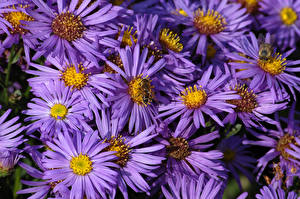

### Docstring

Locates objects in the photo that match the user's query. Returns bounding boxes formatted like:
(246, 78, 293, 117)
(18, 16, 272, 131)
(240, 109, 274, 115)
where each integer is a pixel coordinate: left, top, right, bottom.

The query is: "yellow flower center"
(237, 0, 259, 13)
(60, 64, 89, 90)
(257, 53, 286, 76)
(70, 153, 93, 176)
(206, 44, 217, 59)
(128, 75, 154, 106)
(193, 9, 227, 35)
(50, 104, 68, 120)
(3, 5, 34, 35)
(103, 54, 124, 74)
(51, 12, 85, 42)
(167, 137, 190, 160)
(104, 136, 130, 167)
(227, 84, 257, 113)
(280, 7, 298, 26)
(117, 26, 137, 47)
(159, 28, 183, 53)
(180, 85, 207, 109)
(223, 149, 236, 163)
(276, 134, 299, 160)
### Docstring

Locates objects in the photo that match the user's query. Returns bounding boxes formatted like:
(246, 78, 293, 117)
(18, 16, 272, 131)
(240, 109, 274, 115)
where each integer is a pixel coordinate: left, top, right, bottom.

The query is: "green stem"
(3, 45, 15, 105)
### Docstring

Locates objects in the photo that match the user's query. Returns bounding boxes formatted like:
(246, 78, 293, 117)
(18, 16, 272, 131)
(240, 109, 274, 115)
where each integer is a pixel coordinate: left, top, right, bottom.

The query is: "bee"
(139, 78, 153, 105)
(258, 43, 273, 60)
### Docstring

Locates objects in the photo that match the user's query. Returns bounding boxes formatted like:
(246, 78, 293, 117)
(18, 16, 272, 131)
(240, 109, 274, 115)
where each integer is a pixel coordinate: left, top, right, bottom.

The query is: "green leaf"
(13, 167, 22, 199)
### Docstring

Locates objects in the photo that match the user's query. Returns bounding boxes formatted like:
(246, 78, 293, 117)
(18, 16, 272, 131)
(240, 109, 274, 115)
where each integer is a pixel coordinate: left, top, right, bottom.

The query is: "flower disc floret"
(104, 136, 130, 167)
(159, 28, 183, 52)
(237, 0, 259, 13)
(167, 137, 190, 160)
(193, 9, 227, 35)
(280, 7, 298, 26)
(180, 85, 207, 109)
(70, 153, 93, 176)
(50, 104, 68, 120)
(60, 64, 89, 89)
(223, 149, 236, 163)
(118, 26, 137, 47)
(257, 53, 286, 75)
(276, 134, 299, 160)
(3, 6, 34, 34)
(128, 75, 154, 106)
(51, 12, 86, 42)
(227, 84, 257, 113)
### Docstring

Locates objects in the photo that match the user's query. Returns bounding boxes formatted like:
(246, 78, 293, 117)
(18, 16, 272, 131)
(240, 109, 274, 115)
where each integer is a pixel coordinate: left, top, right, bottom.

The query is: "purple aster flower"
(26, 55, 119, 110)
(0, 0, 36, 62)
(0, 150, 22, 176)
(258, 0, 300, 49)
(17, 148, 70, 198)
(179, 0, 251, 57)
(256, 184, 299, 199)
(24, 0, 124, 63)
(223, 78, 288, 129)
(158, 65, 240, 128)
(217, 135, 256, 190)
(156, 120, 225, 180)
(161, 173, 223, 199)
(103, 125, 165, 199)
(23, 79, 92, 141)
(42, 130, 119, 199)
(0, 107, 25, 151)
(244, 103, 300, 186)
(227, 32, 300, 100)
(105, 44, 166, 134)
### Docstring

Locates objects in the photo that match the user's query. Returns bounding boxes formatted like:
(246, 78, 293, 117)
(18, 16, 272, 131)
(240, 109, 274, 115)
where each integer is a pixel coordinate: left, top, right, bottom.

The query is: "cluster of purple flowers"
(0, 0, 300, 198)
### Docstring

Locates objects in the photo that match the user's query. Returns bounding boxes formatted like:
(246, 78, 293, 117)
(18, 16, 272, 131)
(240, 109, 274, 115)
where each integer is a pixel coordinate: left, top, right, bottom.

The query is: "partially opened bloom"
(25, 0, 124, 63)
(0, 107, 25, 151)
(244, 103, 300, 185)
(0, 150, 22, 176)
(103, 125, 165, 199)
(217, 136, 256, 190)
(227, 32, 300, 100)
(180, 0, 251, 57)
(161, 173, 223, 199)
(223, 79, 288, 129)
(23, 80, 92, 141)
(106, 44, 166, 134)
(258, 0, 300, 49)
(256, 184, 299, 199)
(43, 130, 118, 199)
(158, 65, 239, 128)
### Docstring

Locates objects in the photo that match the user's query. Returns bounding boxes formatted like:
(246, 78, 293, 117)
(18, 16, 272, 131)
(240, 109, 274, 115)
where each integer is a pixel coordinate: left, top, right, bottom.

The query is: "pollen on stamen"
(167, 137, 191, 160)
(128, 75, 154, 106)
(180, 85, 207, 109)
(117, 26, 137, 47)
(3, 5, 34, 35)
(159, 28, 183, 53)
(227, 84, 257, 113)
(51, 11, 86, 42)
(258, 53, 286, 76)
(280, 7, 298, 26)
(104, 136, 131, 167)
(276, 134, 300, 160)
(193, 9, 227, 35)
(70, 153, 93, 176)
(60, 63, 89, 90)
(50, 104, 68, 120)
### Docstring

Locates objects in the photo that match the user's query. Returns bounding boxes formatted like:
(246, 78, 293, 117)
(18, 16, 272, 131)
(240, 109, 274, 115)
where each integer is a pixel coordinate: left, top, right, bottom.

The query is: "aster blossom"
(23, 79, 92, 141)
(106, 44, 166, 134)
(24, 0, 126, 63)
(227, 32, 300, 100)
(256, 184, 299, 199)
(179, 0, 251, 57)
(42, 130, 119, 199)
(258, 0, 300, 49)
(158, 65, 240, 128)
